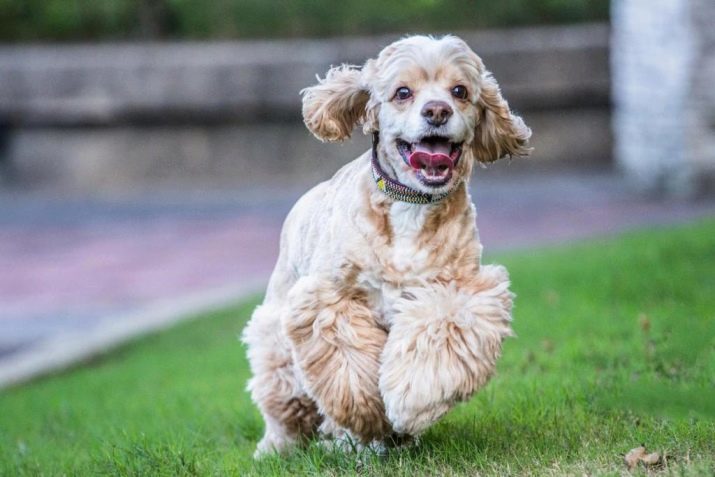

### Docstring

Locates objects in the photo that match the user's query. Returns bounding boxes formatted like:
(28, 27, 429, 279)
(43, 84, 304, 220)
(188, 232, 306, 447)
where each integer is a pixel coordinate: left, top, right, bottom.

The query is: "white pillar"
(611, 0, 695, 196)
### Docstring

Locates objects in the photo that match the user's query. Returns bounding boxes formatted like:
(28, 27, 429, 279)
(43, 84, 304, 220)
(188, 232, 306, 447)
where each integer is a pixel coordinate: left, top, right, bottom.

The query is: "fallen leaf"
(624, 445, 665, 470)
(642, 452, 661, 466)
(624, 445, 646, 469)
(638, 313, 651, 332)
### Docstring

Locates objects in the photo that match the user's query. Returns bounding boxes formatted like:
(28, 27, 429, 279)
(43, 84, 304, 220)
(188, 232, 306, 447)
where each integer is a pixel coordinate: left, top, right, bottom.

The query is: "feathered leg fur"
(283, 275, 391, 443)
(379, 265, 514, 434)
(242, 304, 322, 457)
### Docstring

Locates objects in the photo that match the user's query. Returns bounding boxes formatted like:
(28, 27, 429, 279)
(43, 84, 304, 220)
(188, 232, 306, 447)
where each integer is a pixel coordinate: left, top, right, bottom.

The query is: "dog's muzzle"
(397, 136, 463, 186)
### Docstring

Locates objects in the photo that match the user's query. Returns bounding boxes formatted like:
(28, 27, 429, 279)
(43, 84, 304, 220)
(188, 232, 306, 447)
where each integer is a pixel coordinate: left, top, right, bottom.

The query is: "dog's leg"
(379, 264, 514, 435)
(283, 275, 391, 443)
(242, 303, 322, 457)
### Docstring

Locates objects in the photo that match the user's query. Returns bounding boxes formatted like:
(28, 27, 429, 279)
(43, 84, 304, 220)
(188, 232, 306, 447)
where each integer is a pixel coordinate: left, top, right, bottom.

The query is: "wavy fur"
(300, 64, 370, 142)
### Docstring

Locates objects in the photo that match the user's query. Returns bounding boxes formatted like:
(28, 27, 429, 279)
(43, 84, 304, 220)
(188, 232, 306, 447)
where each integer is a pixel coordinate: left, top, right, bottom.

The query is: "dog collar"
(371, 133, 458, 205)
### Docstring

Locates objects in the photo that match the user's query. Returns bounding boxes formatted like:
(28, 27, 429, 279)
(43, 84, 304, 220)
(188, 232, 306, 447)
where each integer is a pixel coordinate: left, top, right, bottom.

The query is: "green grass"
(2, 219, 715, 476)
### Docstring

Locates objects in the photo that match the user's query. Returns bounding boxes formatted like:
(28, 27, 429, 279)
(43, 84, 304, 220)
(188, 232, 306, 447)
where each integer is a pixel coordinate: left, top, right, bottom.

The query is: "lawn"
(1, 219, 714, 476)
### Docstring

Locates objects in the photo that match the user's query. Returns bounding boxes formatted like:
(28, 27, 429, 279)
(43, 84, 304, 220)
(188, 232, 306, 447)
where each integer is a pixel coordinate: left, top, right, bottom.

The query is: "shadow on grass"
(248, 402, 598, 475)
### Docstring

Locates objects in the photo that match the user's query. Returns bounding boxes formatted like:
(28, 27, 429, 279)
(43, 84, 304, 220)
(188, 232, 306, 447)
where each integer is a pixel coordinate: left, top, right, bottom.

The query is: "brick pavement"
(1, 169, 714, 387)
(0, 197, 287, 356)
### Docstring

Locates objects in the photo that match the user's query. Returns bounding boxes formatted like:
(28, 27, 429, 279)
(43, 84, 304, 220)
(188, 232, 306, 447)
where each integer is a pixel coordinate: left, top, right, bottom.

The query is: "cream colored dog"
(242, 34, 531, 457)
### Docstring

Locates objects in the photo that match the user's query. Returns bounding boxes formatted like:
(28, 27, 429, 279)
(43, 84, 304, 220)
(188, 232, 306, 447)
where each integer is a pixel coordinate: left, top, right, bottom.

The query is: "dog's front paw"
(253, 427, 297, 459)
(380, 268, 513, 434)
(379, 328, 461, 434)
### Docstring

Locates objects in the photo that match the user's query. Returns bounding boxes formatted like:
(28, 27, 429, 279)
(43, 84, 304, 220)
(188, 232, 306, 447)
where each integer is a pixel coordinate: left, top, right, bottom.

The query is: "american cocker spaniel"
(242, 34, 531, 457)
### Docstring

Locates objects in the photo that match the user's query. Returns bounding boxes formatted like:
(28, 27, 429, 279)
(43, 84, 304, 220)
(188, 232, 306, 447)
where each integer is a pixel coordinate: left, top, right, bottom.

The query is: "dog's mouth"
(397, 136, 463, 187)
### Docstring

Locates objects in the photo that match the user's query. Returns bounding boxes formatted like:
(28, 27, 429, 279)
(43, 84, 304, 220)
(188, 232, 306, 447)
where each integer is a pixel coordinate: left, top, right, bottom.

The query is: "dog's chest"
(363, 202, 434, 327)
(387, 202, 431, 272)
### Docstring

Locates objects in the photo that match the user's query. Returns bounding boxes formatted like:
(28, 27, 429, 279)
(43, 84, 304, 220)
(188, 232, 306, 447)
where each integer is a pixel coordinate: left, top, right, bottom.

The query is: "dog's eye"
(394, 86, 412, 101)
(451, 85, 468, 100)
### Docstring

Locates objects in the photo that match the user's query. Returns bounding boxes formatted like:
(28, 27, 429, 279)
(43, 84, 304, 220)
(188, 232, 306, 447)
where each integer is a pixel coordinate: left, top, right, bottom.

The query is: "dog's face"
(301, 35, 531, 194)
(366, 36, 483, 193)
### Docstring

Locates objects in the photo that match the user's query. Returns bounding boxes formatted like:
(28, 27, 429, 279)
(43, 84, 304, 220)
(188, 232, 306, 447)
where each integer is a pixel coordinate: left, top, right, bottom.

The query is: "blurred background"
(0, 0, 714, 386)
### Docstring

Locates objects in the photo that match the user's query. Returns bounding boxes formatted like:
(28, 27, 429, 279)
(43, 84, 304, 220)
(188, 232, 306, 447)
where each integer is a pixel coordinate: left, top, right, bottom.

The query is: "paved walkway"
(2, 168, 714, 387)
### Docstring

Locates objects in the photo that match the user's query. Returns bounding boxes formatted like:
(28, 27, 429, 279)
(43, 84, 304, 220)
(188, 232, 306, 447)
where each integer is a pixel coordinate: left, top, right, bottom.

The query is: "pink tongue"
(408, 147, 454, 175)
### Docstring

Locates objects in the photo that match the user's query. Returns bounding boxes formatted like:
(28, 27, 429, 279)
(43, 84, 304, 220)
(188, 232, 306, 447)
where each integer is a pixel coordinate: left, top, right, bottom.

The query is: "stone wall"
(612, 0, 715, 196)
(0, 24, 611, 193)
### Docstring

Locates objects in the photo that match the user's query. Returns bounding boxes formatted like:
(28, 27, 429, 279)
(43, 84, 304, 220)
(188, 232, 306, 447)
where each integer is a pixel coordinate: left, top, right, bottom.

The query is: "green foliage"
(1, 218, 714, 475)
(0, 0, 609, 42)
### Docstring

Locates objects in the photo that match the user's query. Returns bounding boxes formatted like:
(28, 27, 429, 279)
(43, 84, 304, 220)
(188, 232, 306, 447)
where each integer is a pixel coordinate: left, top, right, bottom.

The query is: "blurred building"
(0, 2, 713, 197)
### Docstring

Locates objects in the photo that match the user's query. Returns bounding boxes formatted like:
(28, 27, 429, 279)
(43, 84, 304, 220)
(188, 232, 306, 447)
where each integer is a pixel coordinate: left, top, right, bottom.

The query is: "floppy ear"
(472, 72, 532, 163)
(300, 64, 370, 142)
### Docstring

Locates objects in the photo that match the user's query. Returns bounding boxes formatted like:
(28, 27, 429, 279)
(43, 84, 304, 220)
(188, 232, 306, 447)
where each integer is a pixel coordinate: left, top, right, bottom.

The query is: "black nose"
(421, 101, 453, 126)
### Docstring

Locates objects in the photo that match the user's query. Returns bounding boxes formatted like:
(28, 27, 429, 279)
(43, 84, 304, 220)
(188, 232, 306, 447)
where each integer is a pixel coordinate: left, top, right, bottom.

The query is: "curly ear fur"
(472, 72, 532, 163)
(301, 64, 370, 143)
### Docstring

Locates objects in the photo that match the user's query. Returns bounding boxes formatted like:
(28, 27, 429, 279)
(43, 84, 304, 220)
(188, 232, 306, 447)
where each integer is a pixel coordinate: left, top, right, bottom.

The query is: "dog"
(242, 34, 531, 457)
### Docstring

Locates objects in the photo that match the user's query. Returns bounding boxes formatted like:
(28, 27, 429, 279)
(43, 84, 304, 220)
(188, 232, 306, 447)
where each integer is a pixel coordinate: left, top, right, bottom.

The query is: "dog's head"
(301, 35, 531, 195)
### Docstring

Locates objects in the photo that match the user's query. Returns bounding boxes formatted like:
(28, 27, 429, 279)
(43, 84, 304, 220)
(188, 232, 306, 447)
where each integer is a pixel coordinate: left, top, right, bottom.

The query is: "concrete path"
(2, 167, 714, 387)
